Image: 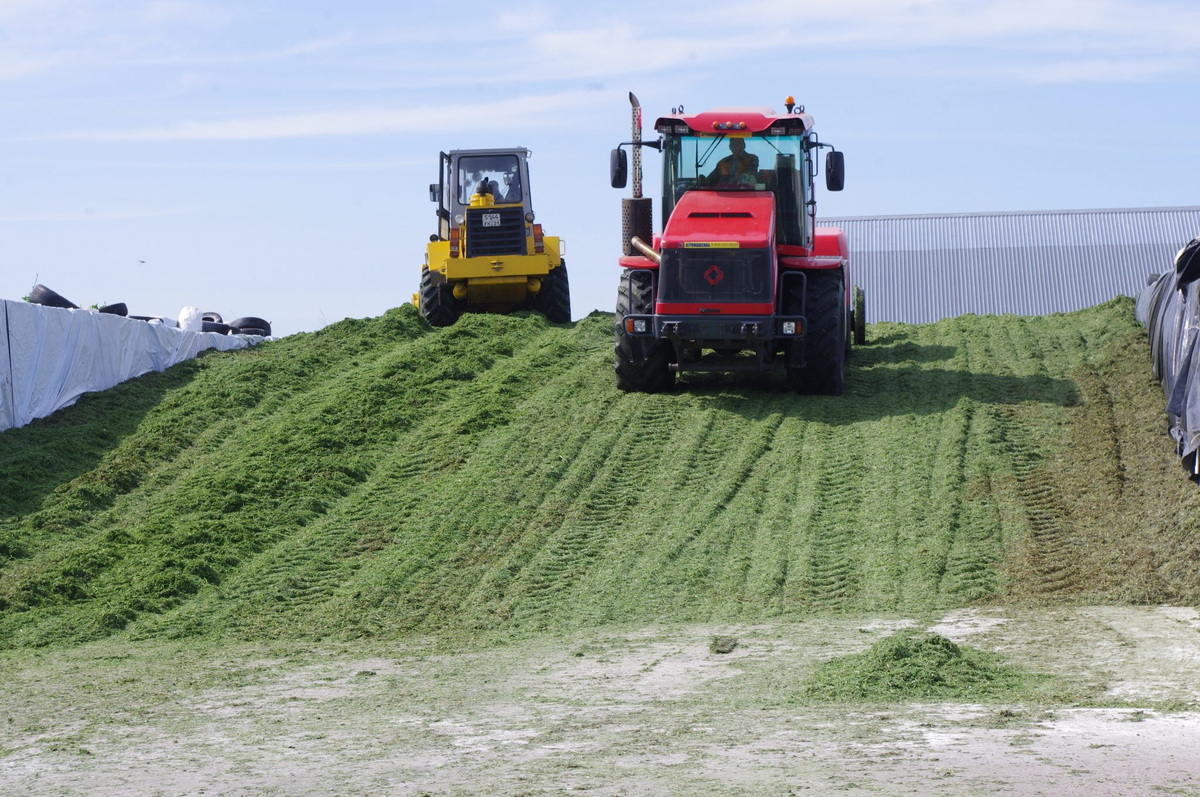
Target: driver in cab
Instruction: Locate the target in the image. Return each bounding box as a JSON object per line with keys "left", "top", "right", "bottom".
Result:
{"left": 707, "top": 137, "right": 759, "bottom": 185}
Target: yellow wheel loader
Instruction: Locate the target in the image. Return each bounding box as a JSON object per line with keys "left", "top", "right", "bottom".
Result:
{"left": 414, "top": 148, "right": 569, "bottom": 326}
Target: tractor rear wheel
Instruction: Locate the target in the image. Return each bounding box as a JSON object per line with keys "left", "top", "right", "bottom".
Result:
{"left": 614, "top": 270, "right": 674, "bottom": 393}
{"left": 419, "top": 266, "right": 460, "bottom": 327}
{"left": 535, "top": 261, "right": 571, "bottom": 323}
{"left": 798, "top": 269, "right": 845, "bottom": 396}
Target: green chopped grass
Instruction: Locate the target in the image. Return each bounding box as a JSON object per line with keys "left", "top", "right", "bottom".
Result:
{"left": 1, "top": 297, "right": 1198, "bottom": 651}
{"left": 798, "top": 630, "right": 1046, "bottom": 703}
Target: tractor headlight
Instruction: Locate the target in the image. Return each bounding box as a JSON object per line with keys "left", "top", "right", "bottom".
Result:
{"left": 782, "top": 321, "right": 797, "bottom": 335}
{"left": 454, "top": 214, "right": 464, "bottom": 225}
{"left": 633, "top": 319, "right": 648, "bottom": 333}
{"left": 524, "top": 211, "right": 535, "bottom": 223}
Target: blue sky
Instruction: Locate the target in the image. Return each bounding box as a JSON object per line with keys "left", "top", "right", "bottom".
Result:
{"left": 2, "top": 0, "right": 1198, "bottom": 334}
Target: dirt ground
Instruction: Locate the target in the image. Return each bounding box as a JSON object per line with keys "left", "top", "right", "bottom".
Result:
{"left": 2, "top": 606, "right": 1199, "bottom": 796}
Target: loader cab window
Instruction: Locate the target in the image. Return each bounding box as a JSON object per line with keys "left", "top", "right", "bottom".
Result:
{"left": 456, "top": 154, "right": 523, "bottom": 205}
{"left": 662, "top": 133, "right": 807, "bottom": 246}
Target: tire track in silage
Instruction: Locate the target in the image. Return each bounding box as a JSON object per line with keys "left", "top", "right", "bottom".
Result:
{"left": 501, "top": 397, "right": 681, "bottom": 628}
{"left": 785, "top": 413, "right": 868, "bottom": 610}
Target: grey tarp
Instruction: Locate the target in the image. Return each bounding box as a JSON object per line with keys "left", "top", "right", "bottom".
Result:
{"left": 1136, "top": 238, "right": 1200, "bottom": 474}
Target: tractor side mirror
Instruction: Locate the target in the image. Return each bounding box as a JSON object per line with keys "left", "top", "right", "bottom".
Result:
{"left": 428, "top": 183, "right": 439, "bottom": 202}
{"left": 610, "top": 148, "right": 628, "bottom": 189}
{"left": 825, "top": 151, "right": 845, "bottom": 192}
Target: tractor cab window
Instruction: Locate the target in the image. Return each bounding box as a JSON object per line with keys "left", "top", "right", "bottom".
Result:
{"left": 456, "top": 154, "right": 522, "bottom": 205}
{"left": 663, "top": 134, "right": 807, "bottom": 246}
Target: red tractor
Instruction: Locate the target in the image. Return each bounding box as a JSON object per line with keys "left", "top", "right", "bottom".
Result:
{"left": 610, "top": 94, "right": 862, "bottom": 394}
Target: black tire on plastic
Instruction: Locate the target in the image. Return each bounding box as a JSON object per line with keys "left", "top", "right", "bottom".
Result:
{"left": 853, "top": 285, "right": 866, "bottom": 346}
{"left": 798, "top": 269, "right": 845, "bottom": 396}
{"left": 236, "top": 327, "right": 267, "bottom": 337}
{"left": 202, "top": 312, "right": 223, "bottom": 323}
{"left": 535, "top": 261, "right": 571, "bottom": 323}
{"left": 419, "top": 266, "right": 460, "bottom": 327}
{"left": 202, "top": 321, "right": 233, "bottom": 335}
{"left": 228, "top": 317, "right": 271, "bottom": 336}
{"left": 614, "top": 270, "right": 674, "bottom": 393}
{"left": 28, "top": 284, "right": 78, "bottom": 309}
{"left": 98, "top": 302, "right": 128, "bottom": 316}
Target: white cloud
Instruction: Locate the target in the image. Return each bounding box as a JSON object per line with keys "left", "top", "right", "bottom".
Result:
{"left": 48, "top": 90, "right": 621, "bottom": 141}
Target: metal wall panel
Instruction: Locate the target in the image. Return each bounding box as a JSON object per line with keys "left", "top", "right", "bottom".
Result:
{"left": 818, "top": 207, "right": 1200, "bottom": 323}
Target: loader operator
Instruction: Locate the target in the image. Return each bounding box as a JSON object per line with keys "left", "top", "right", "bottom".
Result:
{"left": 707, "top": 137, "right": 759, "bottom": 185}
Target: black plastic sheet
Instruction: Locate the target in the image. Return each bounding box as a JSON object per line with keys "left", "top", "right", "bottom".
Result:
{"left": 1136, "top": 237, "right": 1200, "bottom": 476}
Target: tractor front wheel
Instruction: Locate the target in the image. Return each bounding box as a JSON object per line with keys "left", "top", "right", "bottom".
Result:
{"left": 535, "top": 261, "right": 572, "bottom": 324}
{"left": 797, "top": 269, "right": 846, "bottom": 396}
{"left": 419, "top": 266, "right": 460, "bottom": 327}
{"left": 614, "top": 270, "right": 674, "bottom": 393}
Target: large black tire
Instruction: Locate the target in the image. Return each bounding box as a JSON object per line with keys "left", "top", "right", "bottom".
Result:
{"left": 28, "top": 284, "right": 78, "bottom": 309}
{"left": 419, "top": 266, "right": 460, "bottom": 327}
{"left": 535, "top": 261, "right": 571, "bottom": 323}
{"left": 853, "top": 286, "right": 866, "bottom": 346}
{"left": 798, "top": 270, "right": 845, "bottom": 396}
{"left": 614, "top": 270, "right": 674, "bottom": 393}
{"left": 202, "top": 321, "right": 233, "bottom": 335}
{"left": 229, "top": 317, "right": 271, "bottom": 336}
{"left": 98, "top": 302, "right": 127, "bottom": 316}
{"left": 202, "top": 311, "right": 223, "bottom": 323}
{"left": 236, "top": 327, "right": 268, "bottom": 337}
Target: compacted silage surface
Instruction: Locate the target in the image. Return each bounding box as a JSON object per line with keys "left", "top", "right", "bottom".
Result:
{"left": 1, "top": 297, "right": 1198, "bottom": 650}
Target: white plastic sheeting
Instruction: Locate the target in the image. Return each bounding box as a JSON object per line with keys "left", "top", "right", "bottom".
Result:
{"left": 0, "top": 300, "right": 264, "bottom": 433}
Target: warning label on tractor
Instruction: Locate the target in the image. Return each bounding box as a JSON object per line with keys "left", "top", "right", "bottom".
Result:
{"left": 684, "top": 242, "right": 740, "bottom": 249}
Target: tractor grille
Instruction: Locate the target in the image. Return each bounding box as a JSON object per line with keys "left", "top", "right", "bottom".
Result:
{"left": 658, "top": 248, "right": 772, "bottom": 304}
{"left": 465, "top": 207, "right": 526, "bottom": 258}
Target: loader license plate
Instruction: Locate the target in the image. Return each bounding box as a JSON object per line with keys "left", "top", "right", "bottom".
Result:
{"left": 482, "top": 213, "right": 501, "bottom": 228}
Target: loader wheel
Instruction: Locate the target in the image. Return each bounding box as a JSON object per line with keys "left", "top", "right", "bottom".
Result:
{"left": 797, "top": 269, "right": 845, "bottom": 396}
{"left": 614, "top": 270, "right": 674, "bottom": 393}
{"left": 535, "top": 261, "right": 571, "bottom": 323}
{"left": 419, "top": 266, "right": 460, "bottom": 327}
{"left": 853, "top": 286, "right": 866, "bottom": 346}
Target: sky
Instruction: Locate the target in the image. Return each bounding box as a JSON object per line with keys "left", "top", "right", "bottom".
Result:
{"left": 1, "top": 0, "right": 1198, "bottom": 335}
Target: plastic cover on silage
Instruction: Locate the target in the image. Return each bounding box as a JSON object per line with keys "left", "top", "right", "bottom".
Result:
{"left": 1137, "top": 237, "right": 1200, "bottom": 473}
{"left": 0, "top": 299, "right": 266, "bottom": 433}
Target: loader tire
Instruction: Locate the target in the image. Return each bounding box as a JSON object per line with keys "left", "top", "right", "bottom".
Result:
{"left": 614, "top": 270, "right": 674, "bottom": 393}
{"left": 797, "top": 269, "right": 845, "bottom": 396}
{"left": 853, "top": 286, "right": 866, "bottom": 346}
{"left": 419, "top": 266, "right": 460, "bottom": 327}
{"left": 535, "top": 261, "right": 571, "bottom": 324}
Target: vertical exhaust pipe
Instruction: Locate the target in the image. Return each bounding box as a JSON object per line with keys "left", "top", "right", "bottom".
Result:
{"left": 622, "top": 92, "right": 654, "bottom": 256}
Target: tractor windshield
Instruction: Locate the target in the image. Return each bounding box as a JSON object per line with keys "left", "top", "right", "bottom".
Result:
{"left": 456, "top": 154, "right": 523, "bottom": 205}
{"left": 663, "top": 134, "right": 807, "bottom": 246}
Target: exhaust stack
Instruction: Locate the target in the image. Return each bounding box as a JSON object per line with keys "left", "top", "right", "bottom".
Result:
{"left": 622, "top": 92, "right": 653, "bottom": 256}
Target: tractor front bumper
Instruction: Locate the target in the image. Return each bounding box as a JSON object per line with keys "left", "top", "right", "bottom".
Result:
{"left": 620, "top": 314, "right": 806, "bottom": 342}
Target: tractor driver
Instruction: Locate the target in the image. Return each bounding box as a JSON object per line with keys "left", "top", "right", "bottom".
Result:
{"left": 708, "top": 137, "right": 759, "bottom": 185}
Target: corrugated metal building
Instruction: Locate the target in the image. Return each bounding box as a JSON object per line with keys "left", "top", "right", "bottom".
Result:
{"left": 818, "top": 206, "right": 1200, "bottom": 324}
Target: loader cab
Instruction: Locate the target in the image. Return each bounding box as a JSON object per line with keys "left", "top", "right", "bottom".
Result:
{"left": 431, "top": 147, "right": 534, "bottom": 242}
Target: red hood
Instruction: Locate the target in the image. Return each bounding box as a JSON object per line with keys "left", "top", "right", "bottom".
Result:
{"left": 661, "top": 191, "right": 775, "bottom": 250}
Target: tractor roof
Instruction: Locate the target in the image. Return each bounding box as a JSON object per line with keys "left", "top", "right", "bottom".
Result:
{"left": 655, "top": 106, "right": 814, "bottom": 135}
